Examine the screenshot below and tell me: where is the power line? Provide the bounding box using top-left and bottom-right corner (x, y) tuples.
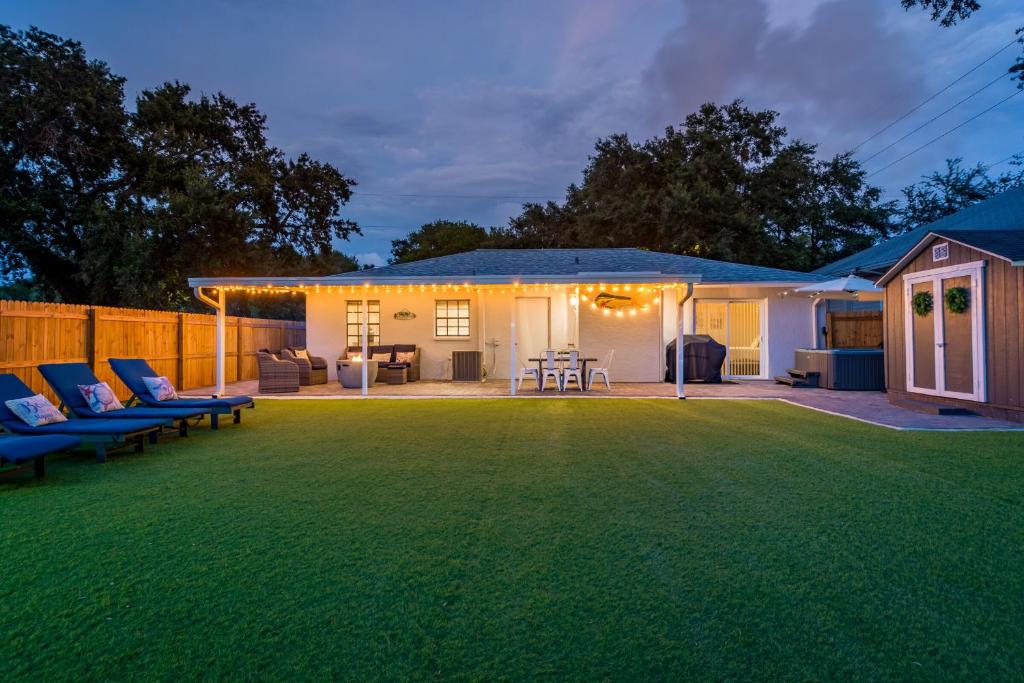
(860, 72), (1012, 164)
(866, 89), (1024, 178)
(984, 149), (1024, 170)
(851, 36), (1019, 153)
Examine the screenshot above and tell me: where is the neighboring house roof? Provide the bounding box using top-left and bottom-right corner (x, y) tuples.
(331, 248), (821, 284)
(815, 185), (1024, 278)
(877, 229), (1024, 285)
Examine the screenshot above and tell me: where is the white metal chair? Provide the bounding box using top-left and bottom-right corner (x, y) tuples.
(588, 350), (614, 390)
(540, 349), (562, 391)
(561, 349), (584, 391)
(516, 355), (540, 392)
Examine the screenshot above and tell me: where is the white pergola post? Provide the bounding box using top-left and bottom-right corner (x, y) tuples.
(361, 297), (369, 397)
(676, 283), (694, 399)
(215, 287), (226, 397)
(509, 292), (517, 396)
(812, 297), (823, 349)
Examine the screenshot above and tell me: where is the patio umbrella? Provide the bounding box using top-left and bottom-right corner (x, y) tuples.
(794, 275), (882, 300)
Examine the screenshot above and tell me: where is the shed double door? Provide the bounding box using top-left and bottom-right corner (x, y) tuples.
(903, 263), (985, 402)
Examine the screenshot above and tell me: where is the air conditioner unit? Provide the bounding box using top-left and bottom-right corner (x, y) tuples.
(451, 350), (483, 382)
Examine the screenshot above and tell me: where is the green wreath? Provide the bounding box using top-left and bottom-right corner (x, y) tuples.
(911, 291), (933, 316)
(944, 286), (969, 314)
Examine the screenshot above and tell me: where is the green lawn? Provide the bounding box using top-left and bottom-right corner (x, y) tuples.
(2, 399), (1023, 680)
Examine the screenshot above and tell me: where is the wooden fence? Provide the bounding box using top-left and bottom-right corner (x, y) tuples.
(826, 310), (883, 349)
(0, 300), (305, 402)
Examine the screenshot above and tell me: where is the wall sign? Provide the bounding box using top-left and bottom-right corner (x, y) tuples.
(394, 309), (416, 320)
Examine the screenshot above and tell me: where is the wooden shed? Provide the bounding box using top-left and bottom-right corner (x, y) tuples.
(878, 230), (1024, 421)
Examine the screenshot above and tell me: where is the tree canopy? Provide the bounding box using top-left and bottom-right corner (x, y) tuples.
(493, 102), (893, 272)
(0, 26), (360, 312)
(894, 157), (1024, 233)
(390, 220), (490, 264)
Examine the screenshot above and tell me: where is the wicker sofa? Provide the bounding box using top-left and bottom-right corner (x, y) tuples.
(343, 344), (420, 383)
(281, 347), (328, 385)
(256, 350), (300, 393)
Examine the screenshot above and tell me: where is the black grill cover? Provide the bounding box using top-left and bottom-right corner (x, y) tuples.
(665, 335), (727, 383)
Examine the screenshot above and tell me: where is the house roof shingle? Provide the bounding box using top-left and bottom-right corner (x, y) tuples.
(333, 248), (821, 284)
(815, 185), (1024, 277)
(931, 230), (1024, 263)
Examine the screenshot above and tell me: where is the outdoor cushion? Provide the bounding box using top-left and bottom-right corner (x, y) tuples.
(38, 363), (204, 421)
(292, 348), (310, 361)
(142, 376), (179, 401)
(1, 418), (167, 436)
(395, 351), (415, 364)
(78, 382), (124, 413)
(4, 394), (68, 427)
(370, 352), (391, 362)
(0, 435), (80, 464)
(310, 357), (327, 370)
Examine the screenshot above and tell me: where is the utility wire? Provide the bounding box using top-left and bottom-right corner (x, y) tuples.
(866, 89), (1024, 178)
(851, 36), (1019, 153)
(860, 72), (1012, 164)
(983, 149), (1024, 170)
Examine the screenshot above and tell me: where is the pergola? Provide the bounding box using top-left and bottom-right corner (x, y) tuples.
(188, 271), (700, 398)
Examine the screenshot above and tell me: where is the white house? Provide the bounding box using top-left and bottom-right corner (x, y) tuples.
(189, 248), (825, 396)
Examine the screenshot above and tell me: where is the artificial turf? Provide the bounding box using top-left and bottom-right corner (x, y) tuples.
(2, 399), (1023, 680)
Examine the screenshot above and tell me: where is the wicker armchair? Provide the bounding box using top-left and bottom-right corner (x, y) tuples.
(257, 351), (300, 393)
(281, 348), (328, 386)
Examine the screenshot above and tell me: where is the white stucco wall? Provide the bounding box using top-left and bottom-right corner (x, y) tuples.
(306, 284), (813, 383)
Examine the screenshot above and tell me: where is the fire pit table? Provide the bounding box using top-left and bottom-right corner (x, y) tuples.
(336, 358), (378, 389)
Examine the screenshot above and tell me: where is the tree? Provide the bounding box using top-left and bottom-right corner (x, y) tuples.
(0, 26), (360, 310)
(390, 220), (490, 263)
(894, 157), (1024, 232)
(501, 101), (893, 271)
(901, 1), (1023, 85)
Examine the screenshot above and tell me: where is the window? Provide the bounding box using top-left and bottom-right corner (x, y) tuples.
(932, 242), (950, 262)
(346, 300), (380, 347)
(435, 299), (470, 337)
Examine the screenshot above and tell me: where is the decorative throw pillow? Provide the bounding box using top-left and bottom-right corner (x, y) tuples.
(78, 382), (124, 413)
(371, 352), (392, 362)
(395, 351), (415, 364)
(293, 348), (310, 361)
(4, 394), (67, 427)
(142, 376), (178, 401)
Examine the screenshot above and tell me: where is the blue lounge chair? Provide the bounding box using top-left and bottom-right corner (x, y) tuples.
(0, 375), (165, 462)
(0, 434), (81, 478)
(108, 358), (254, 429)
(37, 363), (206, 437)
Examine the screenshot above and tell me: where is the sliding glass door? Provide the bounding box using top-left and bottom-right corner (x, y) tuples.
(694, 300), (764, 378)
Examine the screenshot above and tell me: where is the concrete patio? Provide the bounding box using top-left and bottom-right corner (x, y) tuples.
(183, 379), (1024, 431)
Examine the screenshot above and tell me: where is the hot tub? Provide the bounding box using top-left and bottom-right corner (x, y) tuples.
(793, 348), (884, 391)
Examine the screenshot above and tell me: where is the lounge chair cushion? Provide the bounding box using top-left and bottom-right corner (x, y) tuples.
(0, 435), (81, 464)
(4, 394), (68, 427)
(142, 376), (179, 401)
(38, 364), (204, 420)
(78, 382), (125, 413)
(145, 396), (253, 409)
(1, 418), (167, 436)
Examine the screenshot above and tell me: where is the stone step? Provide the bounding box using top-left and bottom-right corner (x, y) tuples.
(891, 398), (976, 416)
(786, 368), (820, 380)
(774, 374), (818, 388)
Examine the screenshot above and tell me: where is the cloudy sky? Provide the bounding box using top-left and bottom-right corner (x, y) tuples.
(5, 0), (1023, 265)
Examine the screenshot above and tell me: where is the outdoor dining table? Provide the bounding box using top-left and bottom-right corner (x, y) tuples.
(527, 353), (599, 390)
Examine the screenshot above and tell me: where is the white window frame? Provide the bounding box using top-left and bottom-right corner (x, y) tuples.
(346, 300), (379, 347)
(902, 260), (986, 402)
(434, 299), (471, 339)
(692, 298), (768, 379)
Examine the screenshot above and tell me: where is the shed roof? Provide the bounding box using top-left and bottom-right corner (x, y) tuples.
(876, 229), (1024, 285)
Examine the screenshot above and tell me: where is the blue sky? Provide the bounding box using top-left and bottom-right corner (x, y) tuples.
(4, 0), (1023, 265)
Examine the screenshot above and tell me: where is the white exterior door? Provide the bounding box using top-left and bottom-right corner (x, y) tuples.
(694, 300), (766, 378)
(516, 297), (551, 359)
(903, 261), (986, 402)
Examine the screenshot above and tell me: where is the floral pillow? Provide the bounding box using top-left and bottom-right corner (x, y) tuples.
(4, 394), (68, 427)
(371, 352), (392, 362)
(142, 376), (178, 402)
(78, 382), (124, 413)
(292, 348), (310, 361)
(395, 351), (416, 364)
